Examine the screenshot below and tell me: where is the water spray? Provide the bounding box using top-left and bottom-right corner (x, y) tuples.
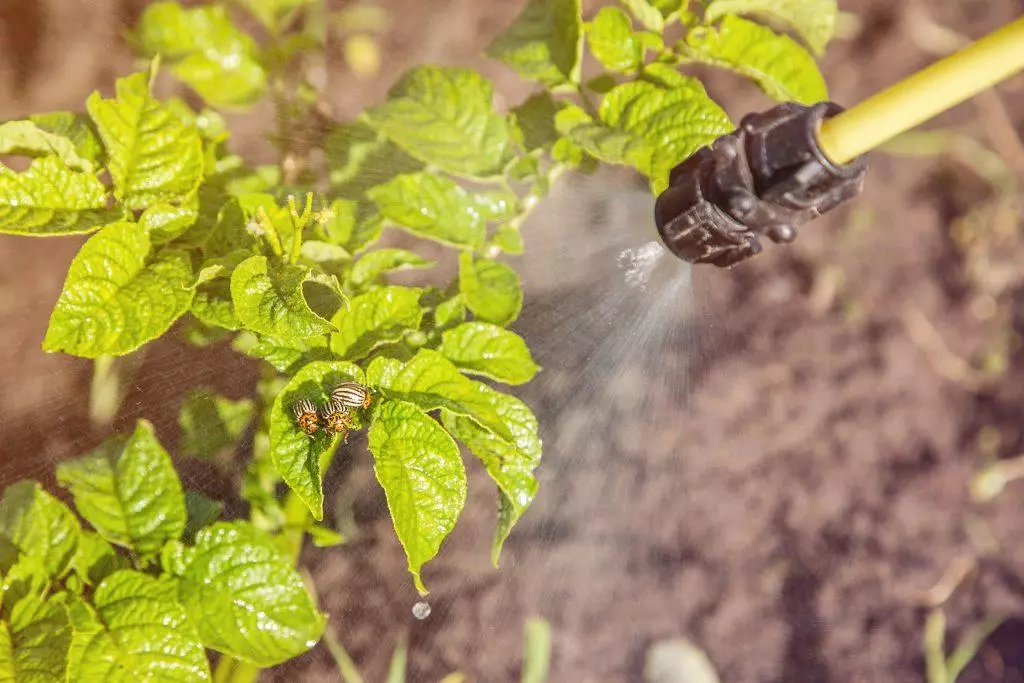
(654, 16), (1024, 268)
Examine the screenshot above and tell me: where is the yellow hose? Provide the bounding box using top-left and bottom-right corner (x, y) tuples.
(817, 16), (1024, 165)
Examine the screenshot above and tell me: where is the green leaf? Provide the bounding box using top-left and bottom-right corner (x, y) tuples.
(300, 241), (351, 264)
(0, 593), (72, 683)
(363, 66), (514, 178)
(0, 156), (110, 236)
(67, 570), (210, 681)
(433, 295), (467, 329)
(353, 212), (388, 256)
(70, 532), (128, 587)
(442, 390), (541, 565)
(307, 525), (344, 548)
(368, 400), (466, 594)
(42, 223), (194, 358)
(139, 203), (198, 244)
(468, 189), (518, 222)
(555, 104), (633, 165)
(183, 491), (223, 541)
(486, 0), (583, 88)
(685, 15), (827, 104)
(651, 0), (686, 15)
(366, 356), (404, 388)
(86, 67), (204, 209)
(511, 93), (561, 153)
(0, 559), (48, 614)
(162, 521), (323, 665)
(136, 2), (267, 107)
(270, 361), (365, 519)
(195, 197), (256, 257)
(350, 249), (434, 287)
(230, 254), (332, 342)
(325, 123), (424, 198)
(368, 173), (488, 250)
(179, 389), (254, 460)
(191, 280), (240, 330)
(641, 62), (692, 88)
(586, 8), (644, 72)
(330, 286), (424, 361)
(383, 349), (514, 442)
(0, 120), (94, 171)
(557, 80), (731, 192)
(236, 333), (331, 373)
(599, 80), (732, 192)
(617, 0), (666, 31)
(703, 0), (837, 55)
(190, 250), (250, 331)
(27, 112), (104, 167)
(318, 198), (355, 244)
(458, 253), (523, 326)
(492, 225), (525, 255)
(440, 322), (539, 385)
(233, 0), (313, 31)
(0, 482), (79, 578)
(56, 420), (186, 556)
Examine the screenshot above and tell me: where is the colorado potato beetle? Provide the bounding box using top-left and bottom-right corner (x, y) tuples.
(320, 399), (355, 442)
(330, 381), (373, 410)
(291, 399), (321, 436)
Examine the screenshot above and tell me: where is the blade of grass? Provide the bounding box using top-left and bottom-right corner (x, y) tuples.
(521, 618), (552, 683)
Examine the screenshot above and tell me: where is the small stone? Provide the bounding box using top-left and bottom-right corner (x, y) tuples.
(412, 601), (431, 620)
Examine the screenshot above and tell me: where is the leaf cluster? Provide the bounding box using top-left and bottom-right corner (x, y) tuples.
(0, 0), (837, 673)
(0, 421), (321, 680)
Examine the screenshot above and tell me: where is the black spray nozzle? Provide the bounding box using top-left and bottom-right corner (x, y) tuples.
(654, 101), (869, 268)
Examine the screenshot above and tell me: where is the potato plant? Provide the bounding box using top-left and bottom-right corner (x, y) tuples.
(0, 0), (835, 679)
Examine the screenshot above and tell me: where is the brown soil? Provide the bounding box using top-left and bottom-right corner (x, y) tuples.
(3, 1), (1024, 682)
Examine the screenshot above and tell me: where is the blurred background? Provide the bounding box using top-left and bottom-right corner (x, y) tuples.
(2, 0), (1024, 681)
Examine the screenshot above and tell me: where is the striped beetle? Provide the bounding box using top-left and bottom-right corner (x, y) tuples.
(291, 399), (321, 436)
(330, 381), (373, 410)
(320, 399), (355, 442)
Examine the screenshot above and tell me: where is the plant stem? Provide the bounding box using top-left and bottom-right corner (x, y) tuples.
(89, 356), (121, 429)
(573, 83), (600, 119)
(923, 609), (948, 683)
(256, 206), (285, 258)
(510, 163), (567, 232)
(818, 17), (1024, 165)
(946, 615), (1003, 682)
(322, 623), (366, 683)
(212, 657), (260, 683)
(287, 193), (313, 264)
(521, 618), (552, 683)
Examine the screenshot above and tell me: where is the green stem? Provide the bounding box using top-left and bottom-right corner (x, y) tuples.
(256, 206), (285, 258)
(521, 618), (552, 683)
(322, 625), (366, 683)
(287, 193), (313, 265)
(573, 83), (600, 119)
(818, 17), (1024, 164)
(945, 615), (1004, 682)
(212, 657), (260, 683)
(923, 609), (948, 683)
(89, 356), (121, 429)
(510, 163), (567, 232)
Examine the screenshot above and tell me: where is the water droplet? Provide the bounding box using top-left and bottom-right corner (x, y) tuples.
(617, 242), (666, 290)
(412, 601), (431, 620)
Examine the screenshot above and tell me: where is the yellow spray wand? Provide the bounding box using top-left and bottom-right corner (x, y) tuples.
(818, 16), (1024, 165)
